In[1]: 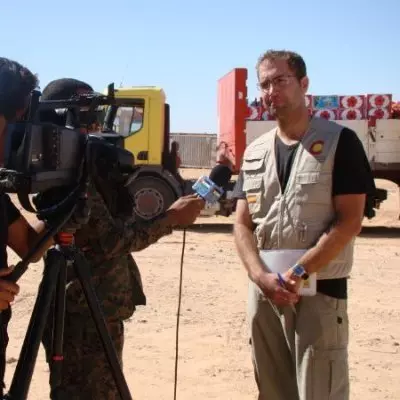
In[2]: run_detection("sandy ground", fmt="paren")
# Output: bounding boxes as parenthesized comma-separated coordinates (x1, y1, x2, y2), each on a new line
(3, 171, 400, 399)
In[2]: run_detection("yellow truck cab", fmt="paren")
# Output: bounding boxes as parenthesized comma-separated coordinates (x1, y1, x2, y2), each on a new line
(111, 86, 165, 165)
(102, 86, 188, 221)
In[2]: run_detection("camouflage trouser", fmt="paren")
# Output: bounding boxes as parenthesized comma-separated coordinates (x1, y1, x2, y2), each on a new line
(42, 310, 125, 400)
(40, 253, 140, 399)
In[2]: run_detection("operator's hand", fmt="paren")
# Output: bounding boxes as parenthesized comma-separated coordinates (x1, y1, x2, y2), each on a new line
(165, 195, 205, 227)
(0, 267, 20, 310)
(254, 271, 299, 307)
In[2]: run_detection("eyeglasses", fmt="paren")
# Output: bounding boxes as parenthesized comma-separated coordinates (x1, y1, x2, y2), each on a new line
(257, 75, 296, 92)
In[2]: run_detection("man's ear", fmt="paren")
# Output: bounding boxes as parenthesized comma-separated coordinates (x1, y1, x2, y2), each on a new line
(300, 76, 309, 94)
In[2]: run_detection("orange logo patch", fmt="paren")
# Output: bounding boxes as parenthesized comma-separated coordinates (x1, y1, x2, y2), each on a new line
(310, 140, 324, 155)
(246, 194, 257, 204)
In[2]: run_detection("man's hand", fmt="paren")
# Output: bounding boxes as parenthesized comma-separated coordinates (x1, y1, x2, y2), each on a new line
(165, 195, 205, 227)
(0, 267, 20, 310)
(282, 268, 303, 294)
(255, 271, 299, 307)
(234, 199, 298, 307)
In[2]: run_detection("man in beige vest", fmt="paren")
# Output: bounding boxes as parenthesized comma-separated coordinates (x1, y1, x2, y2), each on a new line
(233, 50, 375, 399)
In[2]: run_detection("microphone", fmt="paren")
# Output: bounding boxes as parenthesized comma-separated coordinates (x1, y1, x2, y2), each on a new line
(192, 164, 232, 204)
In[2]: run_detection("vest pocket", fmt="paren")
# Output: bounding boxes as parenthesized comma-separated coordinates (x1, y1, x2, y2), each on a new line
(242, 157, 264, 173)
(295, 171, 332, 205)
(294, 220, 328, 247)
(242, 175, 263, 191)
(242, 148, 266, 176)
(294, 219, 353, 267)
(242, 155, 265, 214)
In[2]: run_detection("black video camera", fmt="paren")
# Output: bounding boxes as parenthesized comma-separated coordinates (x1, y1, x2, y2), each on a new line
(0, 83, 136, 222)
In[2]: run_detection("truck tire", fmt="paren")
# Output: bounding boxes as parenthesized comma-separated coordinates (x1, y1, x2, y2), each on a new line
(128, 175, 177, 221)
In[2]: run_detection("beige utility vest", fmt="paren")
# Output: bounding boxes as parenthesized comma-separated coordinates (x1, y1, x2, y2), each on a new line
(241, 117, 354, 280)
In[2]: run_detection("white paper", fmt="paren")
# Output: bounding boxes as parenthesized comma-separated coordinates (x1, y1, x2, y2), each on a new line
(259, 249, 316, 296)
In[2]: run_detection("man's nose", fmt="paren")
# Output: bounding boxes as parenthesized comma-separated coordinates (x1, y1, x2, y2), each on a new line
(267, 82, 281, 95)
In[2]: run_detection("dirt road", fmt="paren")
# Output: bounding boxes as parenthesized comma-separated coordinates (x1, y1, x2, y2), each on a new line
(4, 177, 400, 399)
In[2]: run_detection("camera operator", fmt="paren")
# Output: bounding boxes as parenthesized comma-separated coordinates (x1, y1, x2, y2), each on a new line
(39, 78, 205, 399)
(0, 57, 64, 396)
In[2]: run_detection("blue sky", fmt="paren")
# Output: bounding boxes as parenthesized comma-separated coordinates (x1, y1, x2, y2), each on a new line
(1, 1, 398, 133)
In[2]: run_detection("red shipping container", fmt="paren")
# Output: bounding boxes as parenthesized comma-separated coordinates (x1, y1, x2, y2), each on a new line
(217, 68, 248, 172)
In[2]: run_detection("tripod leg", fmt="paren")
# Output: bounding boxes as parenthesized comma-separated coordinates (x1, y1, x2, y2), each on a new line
(4, 248, 65, 400)
(47, 254, 69, 398)
(70, 250, 132, 400)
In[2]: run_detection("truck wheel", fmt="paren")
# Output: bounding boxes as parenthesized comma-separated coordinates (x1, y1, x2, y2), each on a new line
(128, 176, 177, 221)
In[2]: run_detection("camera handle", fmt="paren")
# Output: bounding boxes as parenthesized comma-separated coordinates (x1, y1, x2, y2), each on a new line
(2, 208, 133, 399)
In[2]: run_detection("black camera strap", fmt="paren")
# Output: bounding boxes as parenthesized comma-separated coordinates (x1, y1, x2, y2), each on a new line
(17, 190, 35, 213)
(0, 169, 35, 213)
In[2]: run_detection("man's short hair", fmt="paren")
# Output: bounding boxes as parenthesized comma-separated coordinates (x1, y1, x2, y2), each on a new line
(256, 50, 307, 81)
(0, 57, 38, 121)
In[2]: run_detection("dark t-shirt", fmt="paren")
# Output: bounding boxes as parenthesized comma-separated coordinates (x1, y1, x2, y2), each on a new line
(233, 127, 376, 299)
(0, 192, 20, 391)
(233, 127, 375, 199)
(0, 192, 21, 268)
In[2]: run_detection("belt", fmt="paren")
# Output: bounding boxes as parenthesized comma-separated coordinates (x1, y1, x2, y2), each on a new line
(317, 277, 347, 299)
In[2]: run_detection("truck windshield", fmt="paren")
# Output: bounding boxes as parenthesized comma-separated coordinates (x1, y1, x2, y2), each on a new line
(103, 105, 144, 136)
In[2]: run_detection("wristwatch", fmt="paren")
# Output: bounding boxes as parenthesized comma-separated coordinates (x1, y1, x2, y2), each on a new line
(291, 264, 309, 280)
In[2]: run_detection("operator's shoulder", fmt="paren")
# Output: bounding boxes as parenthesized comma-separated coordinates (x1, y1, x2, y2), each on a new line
(243, 126, 276, 159)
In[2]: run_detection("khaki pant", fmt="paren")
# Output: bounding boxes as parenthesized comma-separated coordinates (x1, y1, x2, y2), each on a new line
(247, 281, 349, 400)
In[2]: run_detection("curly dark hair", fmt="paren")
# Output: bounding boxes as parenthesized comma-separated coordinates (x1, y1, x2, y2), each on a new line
(0, 57, 38, 121)
(41, 78, 93, 101)
(256, 50, 307, 81)
(39, 78, 95, 126)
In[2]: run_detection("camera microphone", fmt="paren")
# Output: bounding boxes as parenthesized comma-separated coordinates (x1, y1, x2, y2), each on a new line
(192, 164, 232, 204)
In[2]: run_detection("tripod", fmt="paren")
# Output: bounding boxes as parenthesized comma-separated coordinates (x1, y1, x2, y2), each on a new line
(2, 204, 133, 400)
